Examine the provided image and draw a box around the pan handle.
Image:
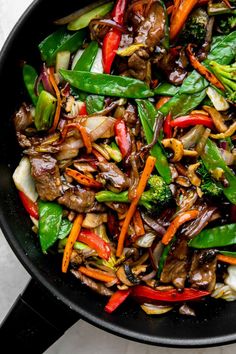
[0,278,80,353]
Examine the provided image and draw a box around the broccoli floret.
[210,60,236,103]
[197,163,223,198]
[178,8,208,45]
[218,15,236,34]
[139,175,172,210]
[95,175,172,211]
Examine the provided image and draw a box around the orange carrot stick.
[62,214,83,273]
[58,123,92,154]
[116,156,156,257]
[48,67,62,132]
[186,44,225,91]
[78,124,93,154]
[155,96,171,110]
[162,210,199,245]
[217,254,236,265]
[170,0,199,41]
[66,168,103,189]
[167,5,174,15]
[78,266,117,283]
[133,210,145,237]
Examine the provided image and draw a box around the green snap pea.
[86,95,104,114]
[136,99,172,184]
[189,224,236,249]
[68,2,114,31]
[154,83,179,97]
[73,41,99,72]
[60,70,154,98]
[57,219,72,240]
[202,139,236,204]
[38,201,63,253]
[39,27,86,66]
[34,90,56,131]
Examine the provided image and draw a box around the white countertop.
[0,1,236,352]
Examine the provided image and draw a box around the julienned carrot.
[62,214,83,273]
[155,96,171,110]
[133,210,145,237]
[78,266,117,283]
[79,124,93,153]
[116,156,156,257]
[186,44,225,91]
[170,0,199,41]
[217,254,236,265]
[48,67,62,132]
[58,123,92,154]
[162,210,199,245]
[66,168,103,189]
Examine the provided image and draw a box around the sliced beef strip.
[58,187,105,213]
[97,162,130,193]
[71,270,113,296]
[128,53,148,81]
[13,103,33,132]
[160,239,189,289]
[127,2,166,81]
[16,132,32,149]
[30,154,61,201]
[189,250,217,292]
[134,2,166,49]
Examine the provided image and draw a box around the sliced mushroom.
[162,138,184,162]
[116,264,140,286]
[82,213,108,229]
[203,105,227,133]
[187,162,201,187]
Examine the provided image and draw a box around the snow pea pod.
[23,64,43,105]
[67,2,114,31]
[158,90,207,118]
[34,90,56,131]
[73,41,99,72]
[136,99,172,184]
[39,27,86,66]
[38,201,63,253]
[86,95,104,114]
[154,83,179,97]
[189,224,236,249]
[60,70,154,98]
[202,139,236,204]
[57,218,72,240]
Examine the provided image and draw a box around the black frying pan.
[1,0,236,352]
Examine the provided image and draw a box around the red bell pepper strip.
[18,191,39,219]
[131,286,209,303]
[170,114,215,129]
[105,289,132,313]
[77,229,111,260]
[163,112,172,138]
[79,102,88,116]
[102,0,128,74]
[114,118,131,158]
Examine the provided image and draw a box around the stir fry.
[12,0,236,316]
